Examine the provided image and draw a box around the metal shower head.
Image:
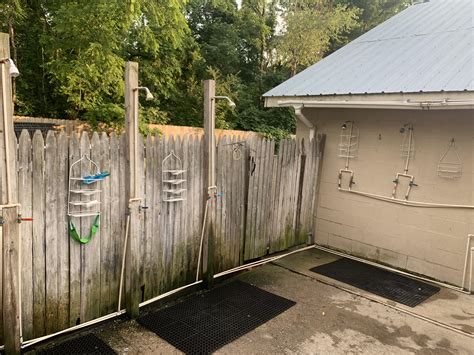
[214,96,236,109]
[9,59,20,78]
[134,86,154,101]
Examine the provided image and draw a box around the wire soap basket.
[338,121,359,159]
[68,154,102,218]
[438,138,462,179]
[162,150,187,202]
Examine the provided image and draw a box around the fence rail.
[0,129,323,343]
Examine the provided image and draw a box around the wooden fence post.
[0,33,17,204]
[2,207,20,354]
[295,139,306,242]
[203,80,216,288]
[311,134,326,245]
[124,62,140,318]
[0,32,21,354]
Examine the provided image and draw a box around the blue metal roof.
[263,0,474,97]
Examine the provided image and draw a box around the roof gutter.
[293,105,315,141]
[277,99,474,110]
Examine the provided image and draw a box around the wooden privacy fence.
[0,129,323,343]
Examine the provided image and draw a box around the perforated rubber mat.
[37,333,115,354]
[137,280,296,354]
[310,258,440,307]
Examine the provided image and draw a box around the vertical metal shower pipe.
[133,89,139,197]
[470,248,474,293]
[461,234,474,290]
[345,121,353,170]
[404,126,413,174]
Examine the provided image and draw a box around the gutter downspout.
[294,105,315,141]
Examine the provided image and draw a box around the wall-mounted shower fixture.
[337,121,358,190]
[392,123,417,200]
[335,124,474,209]
[438,138,462,179]
[134,86,154,101]
[338,121,359,168]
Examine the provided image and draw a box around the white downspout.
[294,105,315,141]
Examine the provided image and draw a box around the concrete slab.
[93,250,473,354]
[274,248,474,336]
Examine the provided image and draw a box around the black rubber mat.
[138,280,295,354]
[37,333,115,355]
[310,258,440,307]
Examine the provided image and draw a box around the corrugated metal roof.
[263,0,474,97]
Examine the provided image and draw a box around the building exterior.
[263,0,474,287]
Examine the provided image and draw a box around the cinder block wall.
[299,108,474,286]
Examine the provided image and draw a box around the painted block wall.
[298,108,474,287]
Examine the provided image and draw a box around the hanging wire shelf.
[68,154,102,217]
[438,138,462,179]
[162,150,187,202]
[338,121,359,159]
[70,189,101,195]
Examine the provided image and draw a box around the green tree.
[343,0,409,33]
[187,0,240,77]
[0,0,25,101]
[7,0,190,126]
[330,0,410,50]
[45,1,127,117]
[13,1,59,116]
[5,0,410,137]
[276,0,360,76]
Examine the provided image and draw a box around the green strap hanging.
[69,214,100,244]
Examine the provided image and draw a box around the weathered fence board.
[32,131,46,337]
[108,132,121,313]
[56,132,69,330]
[45,131,58,334]
[5,130,322,344]
[151,135,163,295]
[117,133,127,312]
[18,131,33,340]
[68,133,81,328]
[143,135,154,301]
[99,132,112,315]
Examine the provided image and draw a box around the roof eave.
[264,92,474,110]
